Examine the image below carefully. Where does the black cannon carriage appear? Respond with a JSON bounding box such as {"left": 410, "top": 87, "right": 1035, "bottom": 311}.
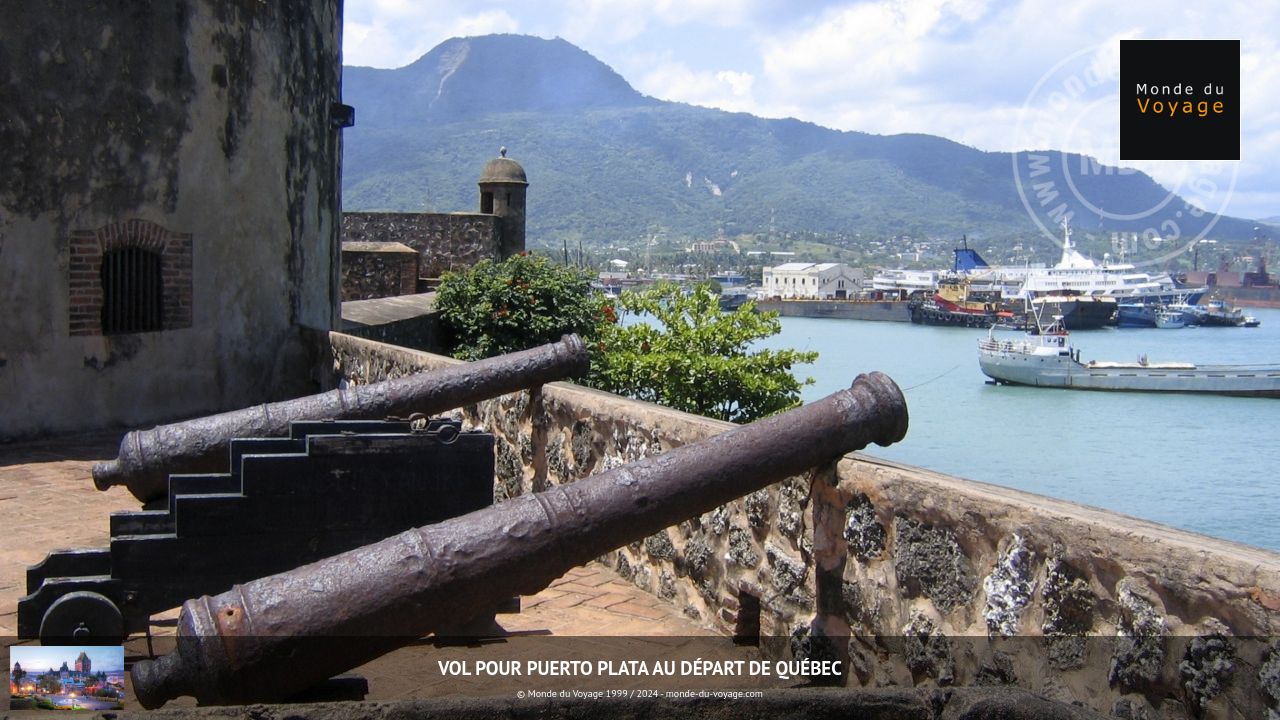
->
{"left": 19, "top": 418, "right": 496, "bottom": 644}
{"left": 22, "top": 336, "right": 592, "bottom": 644}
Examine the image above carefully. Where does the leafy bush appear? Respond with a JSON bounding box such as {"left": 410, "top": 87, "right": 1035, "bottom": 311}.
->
{"left": 588, "top": 283, "right": 816, "bottom": 423}
{"left": 437, "top": 260, "right": 817, "bottom": 423}
{"left": 435, "top": 253, "right": 604, "bottom": 360}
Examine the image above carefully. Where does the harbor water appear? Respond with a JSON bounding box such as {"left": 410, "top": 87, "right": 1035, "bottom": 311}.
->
{"left": 756, "top": 307, "right": 1280, "bottom": 551}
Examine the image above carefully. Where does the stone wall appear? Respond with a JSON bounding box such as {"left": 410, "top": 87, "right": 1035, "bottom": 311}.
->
{"left": 341, "top": 242, "right": 419, "bottom": 301}
{"left": 0, "top": 0, "right": 343, "bottom": 438}
{"left": 324, "top": 332, "right": 1280, "bottom": 719}
{"left": 814, "top": 458, "right": 1280, "bottom": 718}
{"left": 343, "top": 212, "right": 501, "bottom": 279}
{"left": 325, "top": 332, "right": 817, "bottom": 643}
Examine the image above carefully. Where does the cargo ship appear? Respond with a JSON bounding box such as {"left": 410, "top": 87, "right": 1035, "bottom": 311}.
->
{"left": 1185, "top": 255, "right": 1280, "bottom": 309}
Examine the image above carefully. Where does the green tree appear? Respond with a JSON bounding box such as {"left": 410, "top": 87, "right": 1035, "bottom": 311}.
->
{"left": 698, "top": 278, "right": 723, "bottom": 295}
{"left": 588, "top": 283, "right": 816, "bottom": 423}
{"left": 435, "top": 253, "right": 605, "bottom": 360}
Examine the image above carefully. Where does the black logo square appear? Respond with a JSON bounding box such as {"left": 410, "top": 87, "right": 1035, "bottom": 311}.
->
{"left": 1120, "top": 39, "right": 1239, "bottom": 160}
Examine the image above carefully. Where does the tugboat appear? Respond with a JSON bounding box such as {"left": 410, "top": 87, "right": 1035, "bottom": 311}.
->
{"left": 909, "top": 277, "right": 1000, "bottom": 327}
{"left": 1168, "top": 298, "right": 1250, "bottom": 327}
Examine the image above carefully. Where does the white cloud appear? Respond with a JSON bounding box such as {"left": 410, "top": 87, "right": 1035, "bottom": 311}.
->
{"left": 343, "top": 2, "right": 521, "bottom": 68}
{"left": 447, "top": 10, "right": 520, "bottom": 38}
{"left": 638, "top": 61, "right": 759, "bottom": 113}
{"left": 759, "top": 0, "right": 993, "bottom": 103}
{"left": 555, "top": 0, "right": 758, "bottom": 51}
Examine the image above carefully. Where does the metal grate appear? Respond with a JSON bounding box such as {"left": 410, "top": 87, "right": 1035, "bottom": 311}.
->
{"left": 101, "top": 246, "right": 163, "bottom": 335}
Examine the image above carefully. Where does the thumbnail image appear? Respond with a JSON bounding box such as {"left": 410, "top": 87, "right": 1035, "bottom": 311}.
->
{"left": 9, "top": 645, "right": 125, "bottom": 711}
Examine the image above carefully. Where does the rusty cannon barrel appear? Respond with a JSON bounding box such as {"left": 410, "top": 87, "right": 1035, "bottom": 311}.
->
{"left": 130, "top": 372, "right": 907, "bottom": 708}
{"left": 93, "top": 335, "right": 590, "bottom": 503}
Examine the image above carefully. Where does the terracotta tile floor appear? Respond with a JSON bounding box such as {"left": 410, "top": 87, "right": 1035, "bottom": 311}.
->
{"left": 2, "top": 432, "right": 755, "bottom": 709}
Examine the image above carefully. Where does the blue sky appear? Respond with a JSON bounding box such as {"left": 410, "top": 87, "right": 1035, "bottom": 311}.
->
{"left": 10, "top": 646, "right": 124, "bottom": 674}
{"left": 343, "top": 1, "right": 1278, "bottom": 221}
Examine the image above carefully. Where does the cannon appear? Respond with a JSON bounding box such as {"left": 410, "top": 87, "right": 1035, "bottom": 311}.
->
{"left": 93, "top": 335, "right": 590, "bottom": 503}
{"left": 20, "top": 419, "right": 497, "bottom": 644}
{"left": 131, "top": 372, "right": 908, "bottom": 708}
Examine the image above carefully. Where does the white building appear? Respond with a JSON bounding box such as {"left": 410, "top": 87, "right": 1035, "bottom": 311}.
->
{"left": 762, "top": 262, "right": 865, "bottom": 299}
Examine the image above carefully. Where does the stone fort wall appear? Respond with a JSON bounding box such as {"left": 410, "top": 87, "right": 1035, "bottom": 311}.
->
{"left": 340, "top": 242, "right": 419, "bottom": 301}
{"left": 325, "top": 332, "right": 1280, "bottom": 719}
{"left": 0, "top": 1, "right": 343, "bottom": 439}
{"left": 343, "top": 212, "right": 501, "bottom": 280}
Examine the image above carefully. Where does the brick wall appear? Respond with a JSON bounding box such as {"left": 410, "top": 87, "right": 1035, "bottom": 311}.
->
{"left": 67, "top": 219, "right": 193, "bottom": 336}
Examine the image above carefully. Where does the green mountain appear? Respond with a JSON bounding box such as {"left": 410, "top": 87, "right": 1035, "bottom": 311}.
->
{"left": 341, "top": 34, "right": 1259, "bottom": 248}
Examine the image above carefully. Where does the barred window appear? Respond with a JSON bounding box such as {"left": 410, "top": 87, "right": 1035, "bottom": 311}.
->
{"left": 100, "top": 246, "right": 163, "bottom": 334}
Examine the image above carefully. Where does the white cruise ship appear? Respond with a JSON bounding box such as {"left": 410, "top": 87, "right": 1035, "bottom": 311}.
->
{"left": 869, "top": 268, "right": 938, "bottom": 295}
{"left": 960, "top": 223, "right": 1204, "bottom": 305}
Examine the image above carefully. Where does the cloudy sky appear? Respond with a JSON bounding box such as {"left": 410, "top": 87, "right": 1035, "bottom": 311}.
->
{"left": 11, "top": 646, "right": 123, "bottom": 674}
{"left": 344, "top": 0, "right": 1279, "bottom": 222}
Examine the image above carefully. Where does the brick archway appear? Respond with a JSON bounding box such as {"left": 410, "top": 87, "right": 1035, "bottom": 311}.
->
{"left": 68, "top": 219, "right": 192, "bottom": 336}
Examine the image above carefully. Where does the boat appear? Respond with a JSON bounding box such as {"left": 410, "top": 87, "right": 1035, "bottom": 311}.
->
{"left": 1168, "top": 299, "right": 1249, "bottom": 327}
{"left": 1243, "top": 315, "right": 1262, "bottom": 328}
{"left": 1198, "top": 299, "right": 1248, "bottom": 327}
{"left": 717, "top": 286, "right": 752, "bottom": 311}
{"left": 1029, "top": 292, "right": 1116, "bottom": 329}
{"left": 991, "top": 311, "right": 1031, "bottom": 332}
{"left": 1154, "top": 308, "right": 1187, "bottom": 329}
{"left": 1116, "top": 303, "right": 1158, "bottom": 328}
{"left": 1187, "top": 250, "right": 1280, "bottom": 308}
{"left": 908, "top": 277, "right": 1000, "bottom": 327}
{"left": 977, "top": 321, "right": 1280, "bottom": 397}
{"left": 909, "top": 300, "right": 996, "bottom": 327}
{"left": 958, "top": 223, "right": 1206, "bottom": 306}
{"left": 870, "top": 268, "right": 939, "bottom": 295}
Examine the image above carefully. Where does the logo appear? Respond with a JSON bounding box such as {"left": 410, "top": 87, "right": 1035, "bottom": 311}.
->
{"left": 1011, "top": 42, "right": 1239, "bottom": 268}
{"left": 1120, "top": 40, "right": 1240, "bottom": 161}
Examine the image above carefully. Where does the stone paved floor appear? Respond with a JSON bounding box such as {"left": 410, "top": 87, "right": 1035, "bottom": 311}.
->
{"left": 0, "top": 431, "right": 140, "bottom": 637}
{"left": 2, "top": 432, "right": 747, "bottom": 709}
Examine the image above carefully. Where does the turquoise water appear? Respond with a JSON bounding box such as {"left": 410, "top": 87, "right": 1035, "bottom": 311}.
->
{"left": 755, "top": 308, "right": 1280, "bottom": 551}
